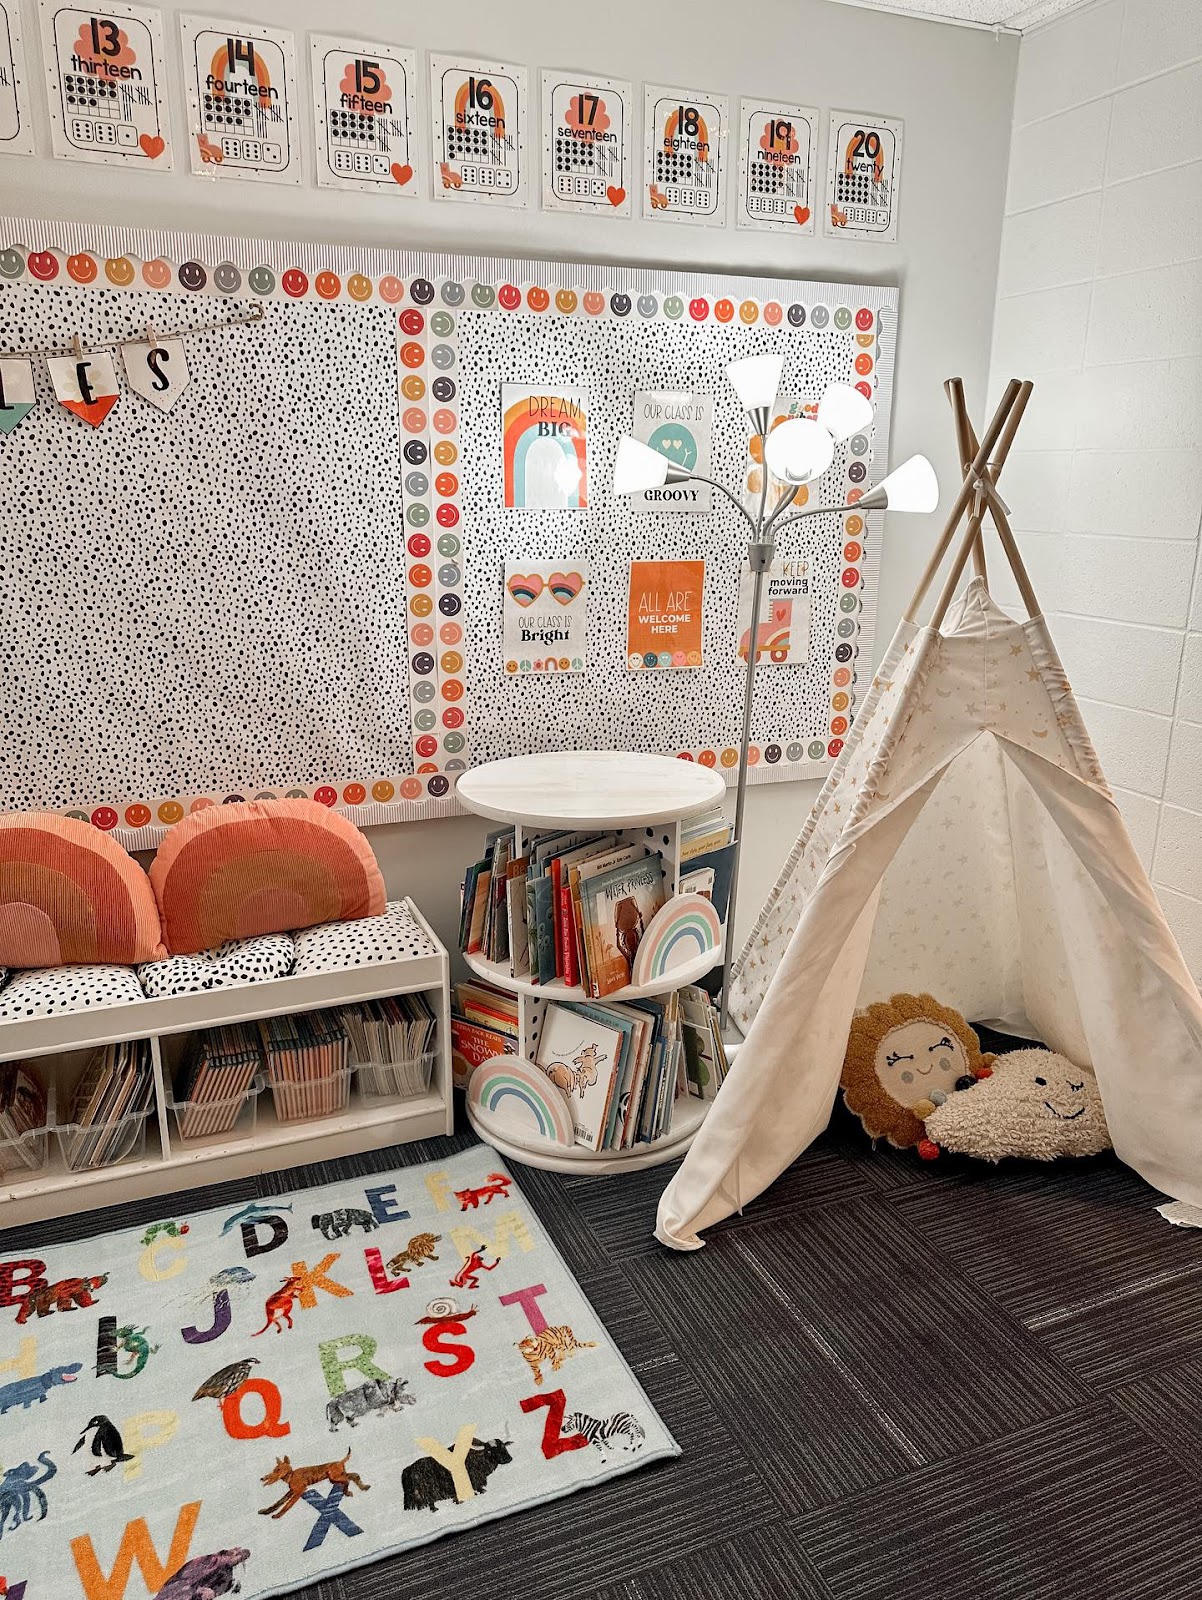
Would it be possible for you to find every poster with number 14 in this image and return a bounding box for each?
[181,14,301,183]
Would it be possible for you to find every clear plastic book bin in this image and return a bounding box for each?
[354,1046,438,1107]
[168,1076,263,1143]
[0,1082,55,1181]
[56,1105,151,1174]
[267,1065,354,1124]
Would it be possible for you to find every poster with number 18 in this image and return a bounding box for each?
[642,84,729,226]
[38,0,173,168]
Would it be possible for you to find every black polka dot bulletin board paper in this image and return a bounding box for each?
[0,216,897,848]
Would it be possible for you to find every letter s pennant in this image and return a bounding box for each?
[122,338,190,412]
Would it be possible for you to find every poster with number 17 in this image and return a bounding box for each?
[541,69,631,217]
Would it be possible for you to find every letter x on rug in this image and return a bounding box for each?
[0,1146,678,1600]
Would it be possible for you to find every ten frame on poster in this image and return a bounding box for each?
[0,217,895,843]
[309,31,419,196]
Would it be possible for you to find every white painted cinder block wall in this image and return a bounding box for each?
[987,0,1202,978]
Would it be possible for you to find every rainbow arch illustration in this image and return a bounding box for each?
[632,893,723,985]
[503,393,588,510]
[467,1055,574,1146]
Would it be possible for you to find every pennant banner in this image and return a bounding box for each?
[46,350,120,427]
[121,336,190,410]
[0,355,35,434]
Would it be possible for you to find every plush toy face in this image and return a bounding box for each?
[924,1049,1111,1162]
[873,1019,969,1109]
[841,992,992,1149]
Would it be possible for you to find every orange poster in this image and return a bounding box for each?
[626,560,705,671]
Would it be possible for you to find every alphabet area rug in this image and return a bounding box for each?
[0,1147,679,1600]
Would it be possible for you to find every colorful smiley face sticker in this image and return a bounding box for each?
[441,281,465,306]
[555,289,577,314]
[315,271,341,300]
[342,783,366,805]
[498,284,521,310]
[347,274,373,302]
[281,268,308,298]
[689,298,709,321]
[124,804,152,828]
[739,300,759,324]
[105,256,136,286]
[313,786,338,807]
[714,299,734,323]
[372,780,395,802]
[0,248,24,279]
[379,275,404,303]
[89,807,119,831]
[178,261,207,291]
[526,286,549,311]
[583,291,605,315]
[764,302,783,326]
[663,295,684,319]
[28,252,59,281]
[213,262,241,294]
[67,253,97,283]
[248,266,275,295]
[471,282,495,308]
[610,293,631,316]
[410,278,434,305]
[157,799,184,824]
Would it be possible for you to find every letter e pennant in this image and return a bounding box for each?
[46,351,120,428]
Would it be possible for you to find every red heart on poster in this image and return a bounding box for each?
[793,205,811,226]
[606,185,626,207]
[391,163,413,186]
[139,133,166,159]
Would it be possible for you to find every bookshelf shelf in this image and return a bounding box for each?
[0,897,453,1224]
[455,751,727,1175]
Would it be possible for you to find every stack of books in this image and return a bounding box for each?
[0,1061,49,1173]
[63,1041,156,1172]
[450,979,518,1088]
[258,1010,352,1122]
[680,804,733,861]
[533,992,688,1151]
[338,994,437,1100]
[679,984,730,1101]
[173,1024,261,1140]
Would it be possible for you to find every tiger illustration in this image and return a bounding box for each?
[564,1410,646,1454]
[516,1324,597,1387]
[387,1233,441,1275]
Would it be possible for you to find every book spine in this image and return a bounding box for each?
[558,873,579,989]
[550,858,565,980]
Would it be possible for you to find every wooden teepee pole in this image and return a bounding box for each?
[946,378,987,583]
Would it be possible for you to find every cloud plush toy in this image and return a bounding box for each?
[924,1048,1111,1162]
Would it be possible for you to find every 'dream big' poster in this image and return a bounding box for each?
[501,385,588,510]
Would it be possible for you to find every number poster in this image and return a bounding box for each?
[825,109,903,241]
[37,0,172,167]
[738,99,818,233]
[0,1,34,156]
[503,560,588,676]
[310,34,418,194]
[627,559,706,670]
[540,69,631,216]
[643,83,728,225]
[736,559,811,667]
[501,385,588,510]
[181,15,300,182]
[631,390,712,514]
[431,54,527,207]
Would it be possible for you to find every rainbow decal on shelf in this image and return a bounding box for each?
[467,1054,575,1146]
[632,893,723,985]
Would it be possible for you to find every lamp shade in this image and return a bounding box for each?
[613,435,673,494]
[860,454,939,514]
[725,353,784,413]
[763,417,835,485]
[817,382,874,443]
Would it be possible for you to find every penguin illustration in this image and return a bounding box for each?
[73,1415,134,1475]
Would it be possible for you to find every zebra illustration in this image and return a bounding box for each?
[564,1410,646,1453]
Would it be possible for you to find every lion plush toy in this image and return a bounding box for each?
[840,992,995,1151]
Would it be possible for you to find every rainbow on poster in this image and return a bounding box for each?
[501,384,588,510]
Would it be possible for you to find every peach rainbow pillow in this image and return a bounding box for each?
[150,799,385,955]
[0,812,166,968]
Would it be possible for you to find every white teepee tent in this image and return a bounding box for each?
[657,381,1202,1250]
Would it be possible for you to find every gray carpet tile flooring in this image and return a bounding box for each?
[6,1108,1202,1600]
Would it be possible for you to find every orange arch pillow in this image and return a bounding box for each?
[150,799,385,955]
[0,812,166,968]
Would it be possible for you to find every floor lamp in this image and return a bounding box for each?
[613,354,939,1033]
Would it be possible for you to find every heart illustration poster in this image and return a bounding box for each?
[38,0,173,167]
[432,54,527,207]
[627,560,706,670]
[737,559,811,667]
[540,69,631,216]
[737,99,818,233]
[643,83,728,225]
[631,390,712,514]
[181,14,300,183]
[503,561,588,675]
[501,385,588,510]
[310,33,418,194]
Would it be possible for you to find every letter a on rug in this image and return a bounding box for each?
[0,1148,678,1599]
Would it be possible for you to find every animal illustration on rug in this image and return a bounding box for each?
[140,1220,189,1247]
[517,1325,597,1387]
[449,1250,498,1291]
[259,1450,369,1519]
[209,1266,256,1290]
[220,1201,292,1236]
[253,1275,303,1336]
[312,1208,379,1242]
[152,1547,250,1600]
[387,1232,441,1274]
[542,1045,604,1100]
[415,1297,477,1325]
[0,1455,55,1535]
[563,1410,646,1453]
[401,1438,512,1512]
[0,1364,81,1414]
[73,1416,134,1475]
[114,1324,160,1378]
[326,1377,416,1432]
[454,1172,512,1210]
[192,1357,260,1402]
[13,1274,107,1324]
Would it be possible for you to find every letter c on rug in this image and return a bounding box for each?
[421,1321,475,1378]
[220,1378,291,1440]
[139,1235,187,1283]
[71,1500,201,1600]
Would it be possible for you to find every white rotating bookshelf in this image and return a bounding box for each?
[455,751,727,1175]
[0,897,453,1225]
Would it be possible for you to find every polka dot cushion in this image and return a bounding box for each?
[0,964,145,1020]
[0,967,7,991]
[138,933,296,998]
[292,901,438,975]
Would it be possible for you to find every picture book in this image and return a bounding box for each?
[679,840,737,922]
[534,1002,625,1150]
[580,854,667,996]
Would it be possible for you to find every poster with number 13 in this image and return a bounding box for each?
[37,0,173,168]
[181,14,301,183]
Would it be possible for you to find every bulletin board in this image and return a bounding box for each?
[0,216,896,844]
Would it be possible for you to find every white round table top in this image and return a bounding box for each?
[454,750,726,829]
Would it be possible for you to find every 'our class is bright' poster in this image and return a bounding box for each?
[501,385,587,510]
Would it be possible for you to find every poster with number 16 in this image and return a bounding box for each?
[431,55,527,207]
